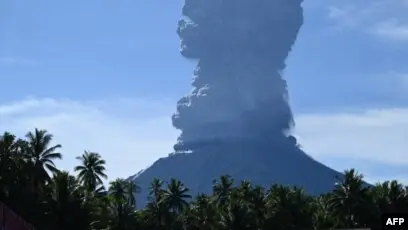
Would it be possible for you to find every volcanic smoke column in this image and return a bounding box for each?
[173,0,304,152]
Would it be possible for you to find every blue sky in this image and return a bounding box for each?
[1,0,407,183]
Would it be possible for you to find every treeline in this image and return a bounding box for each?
[0,128,407,230]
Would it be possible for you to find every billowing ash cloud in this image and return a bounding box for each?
[172,0,304,152]
[131,0,343,208]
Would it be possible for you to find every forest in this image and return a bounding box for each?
[0,128,407,230]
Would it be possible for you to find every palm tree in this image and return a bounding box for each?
[371,180,408,214]
[108,179,137,230]
[0,132,18,175]
[236,180,253,202]
[74,151,107,193]
[247,185,266,228]
[51,171,81,203]
[219,200,254,230]
[186,194,217,230]
[0,132,17,155]
[50,171,88,230]
[212,175,234,207]
[313,194,336,229]
[329,169,370,228]
[109,179,128,205]
[149,178,164,202]
[126,180,141,208]
[25,128,62,171]
[6,125,408,230]
[25,128,62,192]
[0,132,19,196]
[264,185,314,229]
[160,178,191,214]
[146,178,167,228]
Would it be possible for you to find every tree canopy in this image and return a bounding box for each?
[0,129,406,230]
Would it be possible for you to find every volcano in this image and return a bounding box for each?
[130,0,342,207]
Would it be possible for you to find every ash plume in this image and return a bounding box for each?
[131,0,342,208]
[172,0,304,152]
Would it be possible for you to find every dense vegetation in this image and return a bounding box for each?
[1,128,407,230]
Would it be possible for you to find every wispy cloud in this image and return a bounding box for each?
[327,0,408,41]
[0,97,407,183]
[0,97,178,180]
[295,109,408,165]
[370,19,408,41]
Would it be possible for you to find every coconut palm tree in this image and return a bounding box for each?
[0,132,18,176]
[264,185,314,229]
[50,171,88,230]
[126,180,141,208]
[329,169,370,228]
[74,151,107,193]
[108,179,137,230]
[313,194,337,229]
[212,175,234,207]
[24,128,62,197]
[186,194,217,230]
[109,179,128,205]
[25,129,62,179]
[0,132,17,155]
[51,171,81,204]
[371,180,408,214]
[219,199,254,230]
[0,132,19,197]
[149,178,164,202]
[160,178,191,214]
[247,185,266,228]
[146,178,167,228]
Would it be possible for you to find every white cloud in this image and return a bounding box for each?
[326,0,408,41]
[0,97,179,181]
[1,97,407,183]
[365,175,408,185]
[295,109,408,165]
[371,19,408,41]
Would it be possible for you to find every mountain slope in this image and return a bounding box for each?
[131,137,342,208]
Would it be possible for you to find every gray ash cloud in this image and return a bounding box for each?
[131,0,343,208]
[172,0,304,151]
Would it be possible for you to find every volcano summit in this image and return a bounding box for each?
[131,0,342,206]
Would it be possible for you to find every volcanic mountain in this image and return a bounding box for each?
[130,0,342,207]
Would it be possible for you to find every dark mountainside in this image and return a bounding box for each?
[131,0,343,207]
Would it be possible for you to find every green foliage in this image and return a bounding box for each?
[1,129,407,230]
